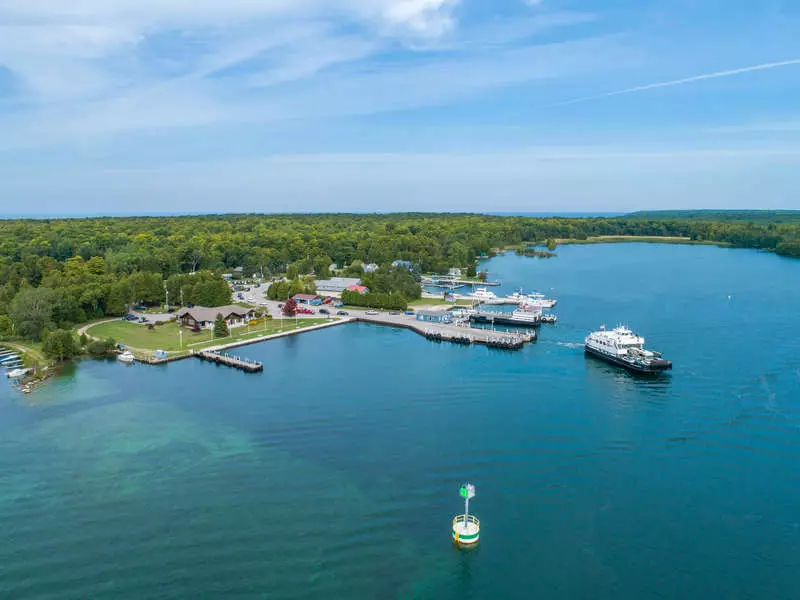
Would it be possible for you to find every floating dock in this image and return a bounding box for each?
[196,350,263,372]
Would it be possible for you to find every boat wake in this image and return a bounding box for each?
[554,341,583,349]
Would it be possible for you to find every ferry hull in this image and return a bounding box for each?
[470,314,540,328]
[584,345,672,374]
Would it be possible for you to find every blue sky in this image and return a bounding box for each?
[1,0,799,215]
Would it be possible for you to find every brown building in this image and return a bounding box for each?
[176,305,256,330]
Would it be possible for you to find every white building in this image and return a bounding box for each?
[315,277,362,293]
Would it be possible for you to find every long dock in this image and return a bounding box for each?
[421,277,502,287]
[354,312,535,349]
[196,350,263,372]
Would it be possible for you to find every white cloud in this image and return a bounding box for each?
[383,0,460,38]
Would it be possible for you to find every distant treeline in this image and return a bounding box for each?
[626,210,800,225]
[0,212,798,343]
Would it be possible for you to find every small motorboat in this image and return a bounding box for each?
[7,368,29,379]
[117,351,135,364]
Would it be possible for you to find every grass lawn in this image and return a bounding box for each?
[86,318,332,353]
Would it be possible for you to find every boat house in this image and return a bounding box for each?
[416,310,453,324]
[176,305,256,330]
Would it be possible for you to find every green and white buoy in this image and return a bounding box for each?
[452,482,480,546]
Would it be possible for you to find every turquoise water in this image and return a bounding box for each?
[2,243,800,599]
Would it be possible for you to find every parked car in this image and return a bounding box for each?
[322,297,332,304]
[390,311,400,315]
[366,310,378,315]
[237,293,244,299]
[336,310,349,316]
[319,308,329,314]
[405,310,415,315]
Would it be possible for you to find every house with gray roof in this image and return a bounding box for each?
[176,305,256,330]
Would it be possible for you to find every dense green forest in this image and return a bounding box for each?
[0,213,798,343]
[626,210,800,225]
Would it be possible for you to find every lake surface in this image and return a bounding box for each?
[2,243,800,599]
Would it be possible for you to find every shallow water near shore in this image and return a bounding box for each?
[2,243,800,599]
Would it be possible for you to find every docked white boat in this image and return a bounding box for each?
[7,368,29,379]
[470,287,503,304]
[510,309,541,324]
[117,351,135,364]
[524,292,557,309]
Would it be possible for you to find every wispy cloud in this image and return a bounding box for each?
[550,58,800,107]
[0,1,613,149]
[709,119,800,134]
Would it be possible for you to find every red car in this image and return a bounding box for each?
[297,308,313,314]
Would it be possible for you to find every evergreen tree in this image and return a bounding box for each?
[213,313,229,338]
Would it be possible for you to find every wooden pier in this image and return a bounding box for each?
[195,350,263,372]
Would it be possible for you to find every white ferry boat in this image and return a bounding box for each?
[585,326,672,374]
[505,291,528,303]
[524,292,557,309]
[470,287,503,304]
[470,307,541,327]
[509,309,541,324]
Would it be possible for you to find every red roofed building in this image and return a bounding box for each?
[346,285,369,294]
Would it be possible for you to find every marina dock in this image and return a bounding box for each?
[354,312,535,349]
[421,276,502,288]
[195,350,263,372]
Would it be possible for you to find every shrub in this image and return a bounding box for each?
[87,338,116,356]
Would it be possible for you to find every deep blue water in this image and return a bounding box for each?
[1,243,800,599]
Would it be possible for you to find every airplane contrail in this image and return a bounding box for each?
[549,58,800,107]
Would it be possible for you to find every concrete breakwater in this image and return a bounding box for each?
[353,313,535,349]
